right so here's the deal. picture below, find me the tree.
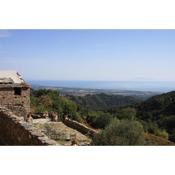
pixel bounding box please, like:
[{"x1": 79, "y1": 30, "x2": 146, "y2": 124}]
[
  {"x1": 86, "y1": 111, "x2": 113, "y2": 129},
  {"x1": 117, "y1": 107, "x2": 136, "y2": 120},
  {"x1": 93, "y1": 119, "x2": 145, "y2": 145},
  {"x1": 62, "y1": 97, "x2": 78, "y2": 118}
]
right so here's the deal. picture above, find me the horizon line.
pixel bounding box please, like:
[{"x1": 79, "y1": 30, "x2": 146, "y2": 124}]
[{"x1": 27, "y1": 79, "x2": 175, "y2": 82}]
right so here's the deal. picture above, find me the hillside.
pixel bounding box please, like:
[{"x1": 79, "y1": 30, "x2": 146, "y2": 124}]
[
  {"x1": 31, "y1": 89, "x2": 175, "y2": 144},
  {"x1": 69, "y1": 93, "x2": 142, "y2": 111},
  {"x1": 138, "y1": 91, "x2": 175, "y2": 119},
  {"x1": 137, "y1": 91, "x2": 175, "y2": 142},
  {"x1": 144, "y1": 133, "x2": 174, "y2": 145}
]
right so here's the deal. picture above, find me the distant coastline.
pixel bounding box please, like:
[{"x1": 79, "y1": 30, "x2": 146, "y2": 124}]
[{"x1": 28, "y1": 80, "x2": 175, "y2": 92}]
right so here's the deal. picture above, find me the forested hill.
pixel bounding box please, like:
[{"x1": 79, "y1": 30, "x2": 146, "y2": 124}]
[
  {"x1": 31, "y1": 89, "x2": 175, "y2": 144},
  {"x1": 136, "y1": 91, "x2": 175, "y2": 142},
  {"x1": 68, "y1": 93, "x2": 142, "y2": 111},
  {"x1": 137, "y1": 91, "x2": 175, "y2": 120}
]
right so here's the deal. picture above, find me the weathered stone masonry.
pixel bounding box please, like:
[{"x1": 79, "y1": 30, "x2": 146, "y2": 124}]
[
  {"x1": 0, "y1": 107, "x2": 58, "y2": 145},
  {"x1": 0, "y1": 71, "x2": 31, "y2": 117},
  {"x1": 0, "y1": 84, "x2": 30, "y2": 117},
  {"x1": 63, "y1": 117, "x2": 98, "y2": 137}
]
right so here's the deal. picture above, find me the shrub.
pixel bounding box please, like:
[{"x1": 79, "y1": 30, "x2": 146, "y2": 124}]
[
  {"x1": 141, "y1": 121, "x2": 159, "y2": 134},
  {"x1": 72, "y1": 112, "x2": 84, "y2": 123},
  {"x1": 139, "y1": 120, "x2": 169, "y2": 139},
  {"x1": 159, "y1": 115, "x2": 175, "y2": 131},
  {"x1": 62, "y1": 97, "x2": 77, "y2": 116},
  {"x1": 117, "y1": 107, "x2": 136, "y2": 120},
  {"x1": 86, "y1": 111, "x2": 113, "y2": 129},
  {"x1": 93, "y1": 119, "x2": 145, "y2": 145},
  {"x1": 155, "y1": 129, "x2": 169, "y2": 140}
]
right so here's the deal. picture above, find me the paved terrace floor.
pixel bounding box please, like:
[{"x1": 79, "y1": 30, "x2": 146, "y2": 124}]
[{"x1": 33, "y1": 120, "x2": 91, "y2": 146}]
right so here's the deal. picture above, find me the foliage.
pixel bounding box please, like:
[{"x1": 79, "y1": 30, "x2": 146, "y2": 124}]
[
  {"x1": 137, "y1": 91, "x2": 175, "y2": 121},
  {"x1": 140, "y1": 120, "x2": 169, "y2": 139},
  {"x1": 159, "y1": 115, "x2": 175, "y2": 131},
  {"x1": 136, "y1": 91, "x2": 175, "y2": 142},
  {"x1": 154, "y1": 129, "x2": 169, "y2": 140},
  {"x1": 69, "y1": 93, "x2": 142, "y2": 111},
  {"x1": 31, "y1": 89, "x2": 175, "y2": 144},
  {"x1": 93, "y1": 119, "x2": 145, "y2": 145},
  {"x1": 31, "y1": 89, "x2": 80, "y2": 121},
  {"x1": 86, "y1": 111, "x2": 113, "y2": 129},
  {"x1": 144, "y1": 133, "x2": 173, "y2": 145},
  {"x1": 116, "y1": 107, "x2": 136, "y2": 120},
  {"x1": 141, "y1": 120, "x2": 159, "y2": 133},
  {"x1": 61, "y1": 97, "x2": 77, "y2": 116}
]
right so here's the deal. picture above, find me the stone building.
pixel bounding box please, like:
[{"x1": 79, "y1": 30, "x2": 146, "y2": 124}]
[{"x1": 0, "y1": 70, "x2": 30, "y2": 117}]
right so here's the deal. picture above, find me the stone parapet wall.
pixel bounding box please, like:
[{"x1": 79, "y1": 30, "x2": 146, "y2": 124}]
[
  {"x1": 63, "y1": 118, "x2": 98, "y2": 138},
  {"x1": 0, "y1": 107, "x2": 58, "y2": 145}
]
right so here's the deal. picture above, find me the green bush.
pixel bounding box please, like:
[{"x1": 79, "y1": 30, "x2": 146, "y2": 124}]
[
  {"x1": 140, "y1": 120, "x2": 169, "y2": 139},
  {"x1": 86, "y1": 111, "x2": 113, "y2": 129},
  {"x1": 93, "y1": 119, "x2": 145, "y2": 145},
  {"x1": 141, "y1": 121, "x2": 159, "y2": 134},
  {"x1": 155, "y1": 129, "x2": 169, "y2": 140},
  {"x1": 159, "y1": 115, "x2": 175, "y2": 131},
  {"x1": 117, "y1": 107, "x2": 136, "y2": 120},
  {"x1": 71, "y1": 112, "x2": 83, "y2": 123}
]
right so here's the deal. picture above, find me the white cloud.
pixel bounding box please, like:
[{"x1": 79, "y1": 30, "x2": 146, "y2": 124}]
[{"x1": 0, "y1": 30, "x2": 11, "y2": 38}]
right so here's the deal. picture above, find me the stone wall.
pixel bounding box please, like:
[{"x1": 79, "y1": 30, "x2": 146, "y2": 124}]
[
  {"x1": 63, "y1": 118, "x2": 98, "y2": 138},
  {"x1": 0, "y1": 87, "x2": 30, "y2": 117},
  {"x1": 0, "y1": 107, "x2": 58, "y2": 145}
]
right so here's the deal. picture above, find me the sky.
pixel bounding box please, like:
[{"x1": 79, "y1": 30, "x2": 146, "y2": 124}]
[{"x1": 0, "y1": 29, "x2": 175, "y2": 82}]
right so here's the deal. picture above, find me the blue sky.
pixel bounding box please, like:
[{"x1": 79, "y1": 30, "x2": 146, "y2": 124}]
[{"x1": 0, "y1": 29, "x2": 175, "y2": 81}]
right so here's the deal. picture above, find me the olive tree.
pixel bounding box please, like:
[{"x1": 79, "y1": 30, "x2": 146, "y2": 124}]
[{"x1": 93, "y1": 118, "x2": 145, "y2": 145}]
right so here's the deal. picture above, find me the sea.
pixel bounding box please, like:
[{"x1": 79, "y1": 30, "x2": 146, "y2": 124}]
[{"x1": 28, "y1": 80, "x2": 175, "y2": 92}]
